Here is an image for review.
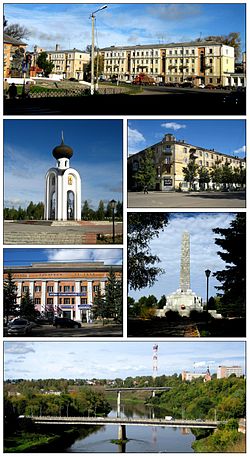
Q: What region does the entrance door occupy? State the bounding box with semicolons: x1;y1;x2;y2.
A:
67;191;75;220
63;311;71;319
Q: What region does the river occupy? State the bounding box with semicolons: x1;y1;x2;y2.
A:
67;402;195;453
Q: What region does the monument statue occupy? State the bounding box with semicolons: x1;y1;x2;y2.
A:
157;231;203;317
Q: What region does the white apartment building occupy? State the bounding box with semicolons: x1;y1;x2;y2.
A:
101;41;235;86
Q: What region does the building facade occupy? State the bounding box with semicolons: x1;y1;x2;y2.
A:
217;366;243;379
101;41;235;86
4;33;27;77
128;133;246;192
46;45;89;79
182;368;211;382
4;262;122;323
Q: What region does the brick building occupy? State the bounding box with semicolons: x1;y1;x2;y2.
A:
4;262;122;323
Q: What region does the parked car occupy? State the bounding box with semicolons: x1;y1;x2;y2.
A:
7;318;34;335
53;317;81;328
199;84;206;88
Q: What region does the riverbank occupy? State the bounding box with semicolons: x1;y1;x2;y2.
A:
4;428;79;452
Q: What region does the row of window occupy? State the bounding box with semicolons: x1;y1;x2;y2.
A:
23;285;101;293
105;47;224;58
35;298;88;305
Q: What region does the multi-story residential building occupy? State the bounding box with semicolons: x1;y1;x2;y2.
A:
101;41;236;86
32;44;90;79
4;33;27;77
217;365;243;379
4;262;122;323
128;133;246;191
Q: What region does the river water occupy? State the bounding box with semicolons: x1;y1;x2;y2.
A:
67;402;195;453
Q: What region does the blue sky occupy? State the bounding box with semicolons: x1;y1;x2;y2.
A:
4;119;123;210
4;341;245;380
128;119;246;157
129;212;242;301
4;3;246;53
4;248;123;266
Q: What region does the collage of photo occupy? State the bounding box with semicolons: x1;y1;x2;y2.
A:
3;1;246;455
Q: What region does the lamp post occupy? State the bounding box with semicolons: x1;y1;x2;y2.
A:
110;199;117;243
90;5;107;95
205;269;211;310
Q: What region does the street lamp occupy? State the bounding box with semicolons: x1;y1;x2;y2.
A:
110;199;117;243
90;5;108;95
205;269;211;310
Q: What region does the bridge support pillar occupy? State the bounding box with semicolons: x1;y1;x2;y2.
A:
117;390;121;417
152;390;156;397
118;424;127;441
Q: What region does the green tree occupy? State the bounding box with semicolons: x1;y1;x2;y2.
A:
198;166;210;190
210;164;222;188
3;272;19;323
19;291;37;321
128;213;169;290
158;295;166;309
221;163;234;188
105;268;123;323
36;52;54;77
182;159;199;190
134;149;157;190
213;213;246;316
96;200;105;220
92;287;106;324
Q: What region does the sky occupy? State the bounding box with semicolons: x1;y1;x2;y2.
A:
3;248;123;266
128;119;246;157
4;119;123;210
4;3;246;53
4;341;245;380
129;212;241;301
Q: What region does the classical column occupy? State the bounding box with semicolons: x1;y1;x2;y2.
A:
17;282;22;305
75;281;81;320
41;281;47;313
180;231;190;292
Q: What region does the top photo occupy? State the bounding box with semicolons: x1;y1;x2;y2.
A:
4;2;246;116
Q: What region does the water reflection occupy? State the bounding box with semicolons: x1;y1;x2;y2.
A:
67;402;195;453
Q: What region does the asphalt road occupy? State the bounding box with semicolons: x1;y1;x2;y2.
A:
128;191;246;208
4;323;123;337
4;87;245;115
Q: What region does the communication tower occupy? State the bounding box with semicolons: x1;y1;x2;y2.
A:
152;344;158;379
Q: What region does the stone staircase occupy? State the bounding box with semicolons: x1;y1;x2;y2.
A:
4;232;96;245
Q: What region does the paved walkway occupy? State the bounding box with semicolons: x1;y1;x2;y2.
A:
128;191;246;208
4;221;123;245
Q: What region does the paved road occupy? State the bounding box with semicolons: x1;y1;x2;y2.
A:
4;323;122;337
4;221;123;244
128;191;246;208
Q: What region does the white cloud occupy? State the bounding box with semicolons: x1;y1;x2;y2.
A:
45;248;123;265
128;127;146;156
161;122;186;131
5;343;35;354
233;145;246;154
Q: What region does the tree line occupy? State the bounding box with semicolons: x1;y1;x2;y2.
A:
4;200;123;221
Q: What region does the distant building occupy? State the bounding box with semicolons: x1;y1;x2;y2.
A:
4;33;27;77
217;366;243;379
101;41;235;86
182;367;211;382
128;133;246;192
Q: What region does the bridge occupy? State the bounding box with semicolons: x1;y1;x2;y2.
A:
22;416;221;441
105;387;172;416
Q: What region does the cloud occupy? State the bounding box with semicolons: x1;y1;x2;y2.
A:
233;145;246;154
147;4;202;21
128;127;146;156
161;122;187;131
5;343;35;355
45;248;123;265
